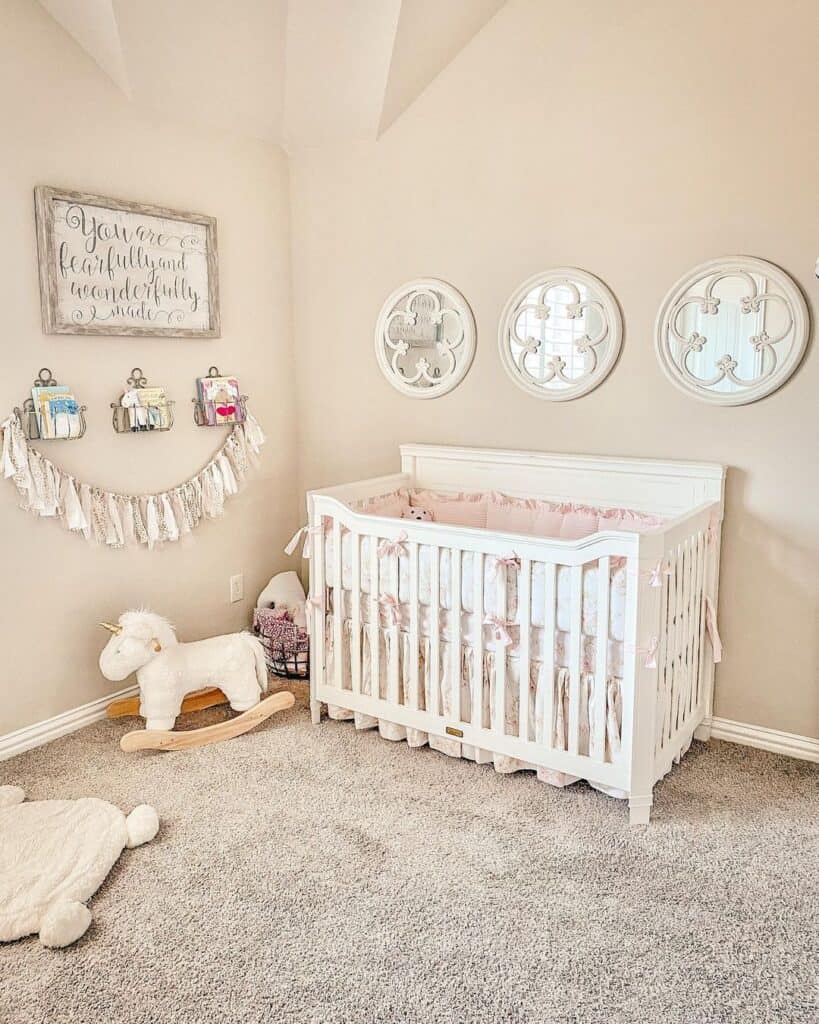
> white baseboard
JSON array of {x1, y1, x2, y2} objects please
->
[
  {"x1": 706, "y1": 716, "x2": 819, "y2": 764},
  {"x1": 0, "y1": 685, "x2": 137, "y2": 763},
  {"x1": 1, "y1": 693, "x2": 817, "y2": 766}
]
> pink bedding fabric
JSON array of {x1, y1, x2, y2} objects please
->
[{"x1": 353, "y1": 488, "x2": 664, "y2": 540}]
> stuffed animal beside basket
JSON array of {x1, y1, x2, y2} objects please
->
[{"x1": 99, "y1": 610, "x2": 294, "y2": 751}]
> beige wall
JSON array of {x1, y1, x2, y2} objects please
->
[
  {"x1": 290, "y1": 0, "x2": 819, "y2": 738},
  {"x1": 0, "y1": 0, "x2": 298, "y2": 735}
]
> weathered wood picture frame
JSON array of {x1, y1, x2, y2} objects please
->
[{"x1": 34, "y1": 186, "x2": 220, "y2": 338}]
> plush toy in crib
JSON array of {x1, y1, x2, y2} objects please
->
[
  {"x1": 99, "y1": 609, "x2": 294, "y2": 751},
  {"x1": 401, "y1": 505, "x2": 434, "y2": 522}
]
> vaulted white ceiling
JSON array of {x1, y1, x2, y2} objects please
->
[{"x1": 36, "y1": 0, "x2": 506, "y2": 150}]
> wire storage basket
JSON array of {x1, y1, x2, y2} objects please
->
[{"x1": 252, "y1": 607, "x2": 309, "y2": 680}]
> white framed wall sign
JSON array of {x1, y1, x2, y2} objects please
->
[
  {"x1": 655, "y1": 255, "x2": 809, "y2": 406},
  {"x1": 374, "y1": 278, "x2": 476, "y2": 398},
  {"x1": 498, "y1": 267, "x2": 623, "y2": 401},
  {"x1": 34, "y1": 186, "x2": 220, "y2": 338}
]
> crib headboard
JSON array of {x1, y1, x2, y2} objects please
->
[{"x1": 399, "y1": 444, "x2": 725, "y2": 518}]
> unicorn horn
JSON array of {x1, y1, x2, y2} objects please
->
[{"x1": 100, "y1": 621, "x2": 123, "y2": 635}]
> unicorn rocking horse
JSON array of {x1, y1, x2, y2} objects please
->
[{"x1": 98, "y1": 610, "x2": 294, "y2": 752}]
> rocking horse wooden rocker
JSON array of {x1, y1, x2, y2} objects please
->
[{"x1": 99, "y1": 610, "x2": 294, "y2": 751}]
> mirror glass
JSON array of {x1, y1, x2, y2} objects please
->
[
  {"x1": 499, "y1": 269, "x2": 622, "y2": 401},
  {"x1": 375, "y1": 279, "x2": 476, "y2": 398},
  {"x1": 656, "y1": 257, "x2": 808, "y2": 406}
]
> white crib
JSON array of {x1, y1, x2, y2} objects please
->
[{"x1": 304, "y1": 444, "x2": 725, "y2": 824}]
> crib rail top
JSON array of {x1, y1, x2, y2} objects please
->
[{"x1": 399, "y1": 444, "x2": 725, "y2": 518}]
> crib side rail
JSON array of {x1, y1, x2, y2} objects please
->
[{"x1": 651, "y1": 502, "x2": 721, "y2": 781}]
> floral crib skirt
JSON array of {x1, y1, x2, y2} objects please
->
[{"x1": 323, "y1": 616, "x2": 627, "y2": 799}]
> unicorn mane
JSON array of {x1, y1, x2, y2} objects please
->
[{"x1": 118, "y1": 609, "x2": 179, "y2": 648}]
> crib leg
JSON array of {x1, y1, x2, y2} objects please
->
[
  {"x1": 694, "y1": 722, "x2": 712, "y2": 742},
  {"x1": 628, "y1": 797, "x2": 652, "y2": 826},
  {"x1": 310, "y1": 699, "x2": 321, "y2": 725}
]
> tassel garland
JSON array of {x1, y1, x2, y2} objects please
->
[{"x1": 0, "y1": 410, "x2": 265, "y2": 552}]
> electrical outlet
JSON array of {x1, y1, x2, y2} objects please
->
[{"x1": 229, "y1": 573, "x2": 244, "y2": 603}]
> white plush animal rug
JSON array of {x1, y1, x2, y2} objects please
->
[{"x1": 0, "y1": 785, "x2": 158, "y2": 947}]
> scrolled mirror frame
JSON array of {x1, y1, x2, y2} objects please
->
[
  {"x1": 374, "y1": 278, "x2": 476, "y2": 399},
  {"x1": 654, "y1": 255, "x2": 810, "y2": 406},
  {"x1": 497, "y1": 267, "x2": 623, "y2": 401}
]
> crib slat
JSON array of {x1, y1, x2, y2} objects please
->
[
  {"x1": 450, "y1": 547, "x2": 462, "y2": 722},
  {"x1": 673, "y1": 542, "x2": 689, "y2": 733},
  {"x1": 655, "y1": 554, "x2": 671, "y2": 751},
  {"x1": 494, "y1": 557, "x2": 508, "y2": 736},
  {"x1": 430, "y1": 546, "x2": 440, "y2": 716},
  {"x1": 680, "y1": 539, "x2": 696, "y2": 727},
  {"x1": 662, "y1": 549, "x2": 678, "y2": 747},
  {"x1": 593, "y1": 556, "x2": 610, "y2": 760},
  {"x1": 369, "y1": 536, "x2": 380, "y2": 701},
  {"x1": 541, "y1": 562, "x2": 556, "y2": 750},
  {"x1": 312, "y1": 516, "x2": 326, "y2": 691},
  {"x1": 567, "y1": 565, "x2": 583, "y2": 755},
  {"x1": 518, "y1": 558, "x2": 531, "y2": 741},
  {"x1": 670, "y1": 544, "x2": 683, "y2": 735},
  {"x1": 351, "y1": 532, "x2": 361, "y2": 695},
  {"x1": 388, "y1": 550, "x2": 400, "y2": 706},
  {"x1": 408, "y1": 542, "x2": 420, "y2": 710},
  {"x1": 692, "y1": 536, "x2": 704, "y2": 720},
  {"x1": 332, "y1": 520, "x2": 343, "y2": 692},
  {"x1": 691, "y1": 531, "x2": 706, "y2": 712},
  {"x1": 472, "y1": 551, "x2": 484, "y2": 729}
]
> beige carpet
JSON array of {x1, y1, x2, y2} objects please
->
[{"x1": 1, "y1": 683, "x2": 817, "y2": 1024}]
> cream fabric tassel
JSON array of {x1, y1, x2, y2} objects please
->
[
  {"x1": 199, "y1": 469, "x2": 215, "y2": 518},
  {"x1": 27, "y1": 451, "x2": 45, "y2": 512},
  {"x1": 146, "y1": 496, "x2": 160, "y2": 549},
  {"x1": 217, "y1": 454, "x2": 238, "y2": 495},
  {"x1": 242, "y1": 410, "x2": 265, "y2": 455},
  {"x1": 13, "y1": 424, "x2": 31, "y2": 490},
  {"x1": 171, "y1": 490, "x2": 190, "y2": 535},
  {"x1": 210, "y1": 463, "x2": 225, "y2": 514},
  {"x1": 160, "y1": 493, "x2": 179, "y2": 542},
  {"x1": 42, "y1": 461, "x2": 59, "y2": 517},
  {"x1": 2, "y1": 420, "x2": 15, "y2": 479},
  {"x1": 120, "y1": 497, "x2": 136, "y2": 545},
  {"x1": 106, "y1": 493, "x2": 124, "y2": 547},
  {"x1": 79, "y1": 485, "x2": 93, "y2": 540},
  {"x1": 132, "y1": 499, "x2": 148, "y2": 544},
  {"x1": 62, "y1": 476, "x2": 87, "y2": 533}
]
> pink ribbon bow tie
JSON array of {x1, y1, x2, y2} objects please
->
[
  {"x1": 284, "y1": 523, "x2": 327, "y2": 559},
  {"x1": 638, "y1": 636, "x2": 659, "y2": 669},
  {"x1": 704, "y1": 596, "x2": 723, "y2": 663},
  {"x1": 378, "y1": 593, "x2": 403, "y2": 627},
  {"x1": 484, "y1": 614, "x2": 513, "y2": 647},
  {"x1": 489, "y1": 553, "x2": 520, "y2": 580},
  {"x1": 377, "y1": 531, "x2": 408, "y2": 559},
  {"x1": 644, "y1": 560, "x2": 672, "y2": 588}
]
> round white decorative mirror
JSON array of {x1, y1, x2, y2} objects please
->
[
  {"x1": 374, "y1": 278, "x2": 476, "y2": 398},
  {"x1": 655, "y1": 256, "x2": 809, "y2": 406},
  {"x1": 498, "y1": 268, "x2": 623, "y2": 401}
]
